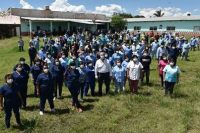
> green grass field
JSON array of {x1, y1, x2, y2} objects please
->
[{"x1": 0, "y1": 37, "x2": 200, "y2": 133}]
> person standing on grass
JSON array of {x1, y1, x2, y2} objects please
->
[
  {"x1": 158, "y1": 55, "x2": 168, "y2": 87},
  {"x1": 156, "y1": 42, "x2": 168, "y2": 61},
  {"x1": 28, "y1": 44, "x2": 37, "y2": 66},
  {"x1": 122, "y1": 55, "x2": 130, "y2": 91},
  {"x1": 51, "y1": 59, "x2": 65, "y2": 100},
  {"x1": 84, "y1": 62, "x2": 95, "y2": 97},
  {"x1": 18, "y1": 36, "x2": 24, "y2": 52},
  {"x1": 13, "y1": 58, "x2": 30, "y2": 108},
  {"x1": 127, "y1": 55, "x2": 143, "y2": 94},
  {"x1": 37, "y1": 65, "x2": 55, "y2": 115},
  {"x1": 30, "y1": 58, "x2": 43, "y2": 97},
  {"x1": 0, "y1": 74, "x2": 23, "y2": 128},
  {"x1": 95, "y1": 51, "x2": 112, "y2": 96},
  {"x1": 140, "y1": 50, "x2": 152, "y2": 85},
  {"x1": 181, "y1": 40, "x2": 191, "y2": 61},
  {"x1": 64, "y1": 62, "x2": 83, "y2": 113},
  {"x1": 163, "y1": 59, "x2": 180, "y2": 96},
  {"x1": 112, "y1": 60, "x2": 126, "y2": 93},
  {"x1": 12, "y1": 64, "x2": 27, "y2": 109}
]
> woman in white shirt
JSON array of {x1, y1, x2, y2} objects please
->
[{"x1": 127, "y1": 55, "x2": 143, "y2": 94}]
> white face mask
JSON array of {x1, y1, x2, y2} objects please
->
[
  {"x1": 17, "y1": 67, "x2": 22, "y2": 72},
  {"x1": 163, "y1": 57, "x2": 167, "y2": 60},
  {"x1": 133, "y1": 58, "x2": 138, "y2": 62},
  {"x1": 71, "y1": 66, "x2": 76, "y2": 69},
  {"x1": 48, "y1": 55, "x2": 51, "y2": 58},
  {"x1": 117, "y1": 63, "x2": 121, "y2": 66},
  {"x1": 100, "y1": 56, "x2": 105, "y2": 60},
  {"x1": 90, "y1": 53, "x2": 93, "y2": 56},
  {"x1": 169, "y1": 62, "x2": 174, "y2": 66},
  {"x1": 105, "y1": 54, "x2": 108, "y2": 58},
  {"x1": 125, "y1": 59, "x2": 129, "y2": 62},
  {"x1": 143, "y1": 53, "x2": 148, "y2": 56},
  {"x1": 36, "y1": 62, "x2": 40, "y2": 65},
  {"x1": 7, "y1": 79, "x2": 13, "y2": 84},
  {"x1": 62, "y1": 56, "x2": 66, "y2": 58},
  {"x1": 80, "y1": 65, "x2": 84, "y2": 68},
  {"x1": 55, "y1": 62, "x2": 59, "y2": 65},
  {"x1": 44, "y1": 69, "x2": 49, "y2": 73},
  {"x1": 20, "y1": 61, "x2": 25, "y2": 64},
  {"x1": 88, "y1": 63, "x2": 93, "y2": 67}
]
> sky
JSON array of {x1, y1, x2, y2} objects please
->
[{"x1": 0, "y1": 0, "x2": 200, "y2": 17}]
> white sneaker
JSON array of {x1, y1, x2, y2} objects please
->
[
  {"x1": 39, "y1": 111, "x2": 44, "y2": 115},
  {"x1": 51, "y1": 108, "x2": 56, "y2": 113},
  {"x1": 123, "y1": 86, "x2": 125, "y2": 91},
  {"x1": 53, "y1": 97, "x2": 56, "y2": 101}
]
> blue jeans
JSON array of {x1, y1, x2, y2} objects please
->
[{"x1": 114, "y1": 81, "x2": 124, "y2": 92}]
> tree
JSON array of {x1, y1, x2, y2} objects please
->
[
  {"x1": 133, "y1": 15, "x2": 145, "y2": 18},
  {"x1": 111, "y1": 15, "x2": 127, "y2": 31},
  {"x1": 153, "y1": 10, "x2": 165, "y2": 17}
]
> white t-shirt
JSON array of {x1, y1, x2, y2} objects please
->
[{"x1": 127, "y1": 61, "x2": 143, "y2": 80}]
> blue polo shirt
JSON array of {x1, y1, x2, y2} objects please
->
[{"x1": 0, "y1": 84, "x2": 20, "y2": 106}]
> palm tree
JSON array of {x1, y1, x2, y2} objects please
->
[{"x1": 153, "y1": 10, "x2": 165, "y2": 17}]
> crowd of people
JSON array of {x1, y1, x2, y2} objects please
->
[{"x1": 1, "y1": 29, "x2": 199, "y2": 128}]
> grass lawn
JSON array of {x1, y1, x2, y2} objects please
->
[{"x1": 0, "y1": 37, "x2": 200, "y2": 133}]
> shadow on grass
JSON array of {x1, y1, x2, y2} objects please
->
[
  {"x1": 83, "y1": 104, "x2": 94, "y2": 111},
  {"x1": 138, "y1": 91, "x2": 152, "y2": 97},
  {"x1": 13, "y1": 118, "x2": 37, "y2": 131},
  {"x1": 171, "y1": 92, "x2": 189, "y2": 99},
  {"x1": 24, "y1": 105, "x2": 39, "y2": 111},
  {"x1": 84, "y1": 98, "x2": 99, "y2": 103},
  {"x1": 45, "y1": 108, "x2": 70, "y2": 115},
  {"x1": 27, "y1": 94, "x2": 37, "y2": 98}
]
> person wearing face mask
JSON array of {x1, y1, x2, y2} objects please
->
[
  {"x1": 111, "y1": 48, "x2": 123, "y2": 67},
  {"x1": 112, "y1": 60, "x2": 126, "y2": 93},
  {"x1": 38, "y1": 46, "x2": 46, "y2": 61},
  {"x1": 163, "y1": 60, "x2": 180, "y2": 97},
  {"x1": 84, "y1": 62, "x2": 95, "y2": 96},
  {"x1": 37, "y1": 65, "x2": 55, "y2": 115},
  {"x1": 59, "y1": 54, "x2": 68, "y2": 70},
  {"x1": 0, "y1": 74, "x2": 23, "y2": 128},
  {"x1": 127, "y1": 55, "x2": 143, "y2": 94},
  {"x1": 85, "y1": 51, "x2": 96, "y2": 65},
  {"x1": 95, "y1": 52, "x2": 112, "y2": 96},
  {"x1": 68, "y1": 54, "x2": 80, "y2": 68},
  {"x1": 64, "y1": 62, "x2": 83, "y2": 113},
  {"x1": 51, "y1": 59, "x2": 65, "y2": 100},
  {"x1": 140, "y1": 50, "x2": 152, "y2": 85},
  {"x1": 158, "y1": 55, "x2": 169, "y2": 87},
  {"x1": 77, "y1": 62, "x2": 87, "y2": 101},
  {"x1": 122, "y1": 56, "x2": 130, "y2": 91},
  {"x1": 12, "y1": 64, "x2": 28, "y2": 109},
  {"x1": 28, "y1": 44, "x2": 37, "y2": 66},
  {"x1": 156, "y1": 43, "x2": 168, "y2": 61},
  {"x1": 44, "y1": 53, "x2": 54, "y2": 69},
  {"x1": 167, "y1": 44, "x2": 179, "y2": 64},
  {"x1": 181, "y1": 39, "x2": 191, "y2": 61},
  {"x1": 30, "y1": 58, "x2": 43, "y2": 96}
]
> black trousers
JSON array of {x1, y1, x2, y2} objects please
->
[
  {"x1": 4, "y1": 105, "x2": 21, "y2": 128},
  {"x1": 53, "y1": 78, "x2": 63, "y2": 98},
  {"x1": 141, "y1": 69, "x2": 150, "y2": 84},
  {"x1": 40, "y1": 92, "x2": 54, "y2": 112},
  {"x1": 165, "y1": 81, "x2": 175, "y2": 95},
  {"x1": 20, "y1": 86, "x2": 27, "y2": 108},
  {"x1": 97, "y1": 72, "x2": 110, "y2": 95},
  {"x1": 68, "y1": 85, "x2": 81, "y2": 108}
]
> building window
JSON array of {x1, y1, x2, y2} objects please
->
[
  {"x1": 166, "y1": 26, "x2": 176, "y2": 31},
  {"x1": 149, "y1": 26, "x2": 157, "y2": 31},
  {"x1": 134, "y1": 26, "x2": 141, "y2": 31},
  {"x1": 194, "y1": 26, "x2": 200, "y2": 32}
]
